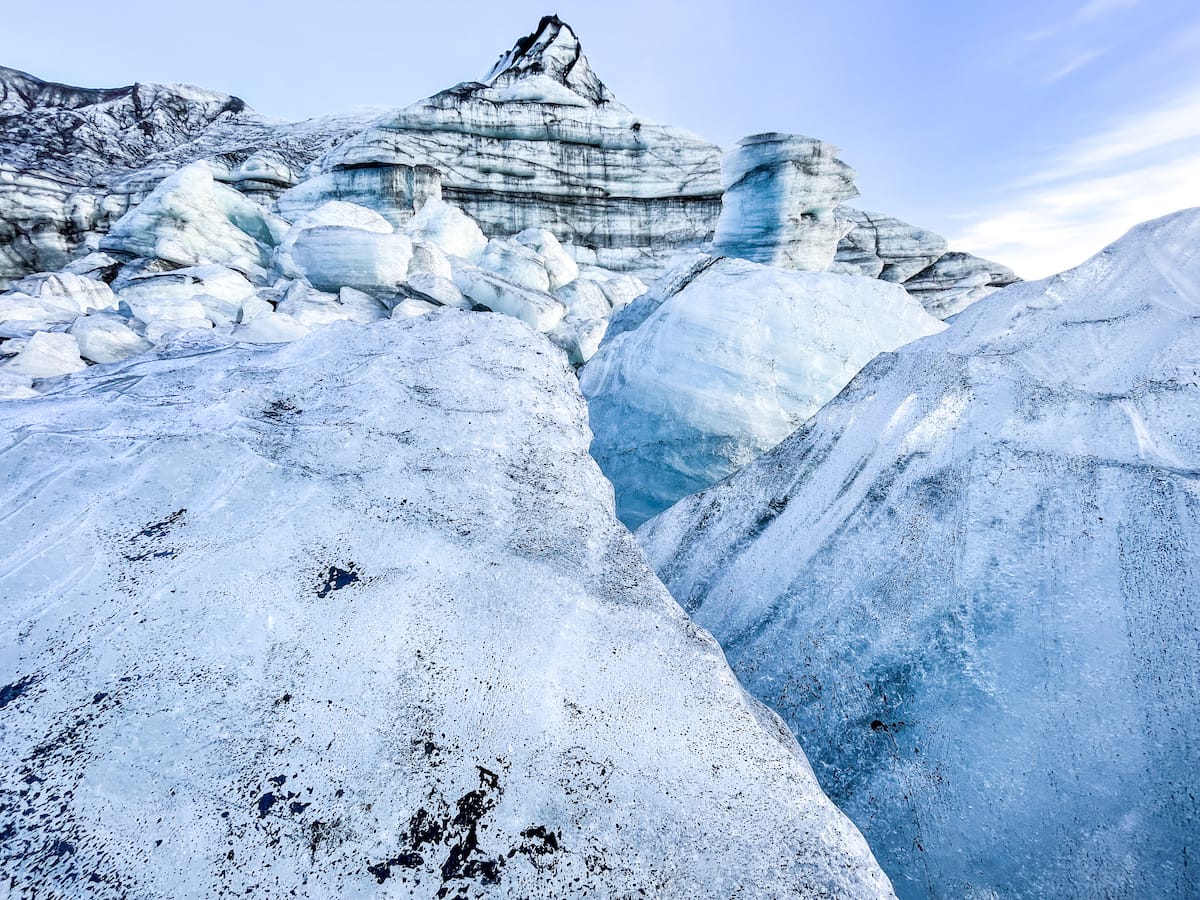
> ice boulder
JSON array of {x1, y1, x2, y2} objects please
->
[
  {"x1": 515, "y1": 227, "x2": 579, "y2": 289},
  {"x1": 0, "y1": 366, "x2": 37, "y2": 399},
  {"x1": 479, "y1": 238, "x2": 552, "y2": 292},
  {"x1": 70, "y1": 313, "x2": 153, "y2": 364},
  {"x1": 275, "y1": 162, "x2": 442, "y2": 229},
  {"x1": 453, "y1": 265, "x2": 565, "y2": 332},
  {"x1": 407, "y1": 240, "x2": 453, "y2": 280},
  {"x1": 581, "y1": 254, "x2": 945, "y2": 527},
  {"x1": 390, "y1": 296, "x2": 439, "y2": 318},
  {"x1": 577, "y1": 267, "x2": 645, "y2": 312},
  {"x1": 637, "y1": 209, "x2": 1200, "y2": 900},
  {"x1": 234, "y1": 310, "x2": 311, "y2": 343},
  {"x1": 100, "y1": 163, "x2": 288, "y2": 282},
  {"x1": 402, "y1": 197, "x2": 488, "y2": 262},
  {"x1": 274, "y1": 200, "x2": 393, "y2": 277},
  {"x1": 290, "y1": 227, "x2": 413, "y2": 295},
  {"x1": 6, "y1": 330, "x2": 88, "y2": 378},
  {"x1": 116, "y1": 265, "x2": 257, "y2": 328},
  {"x1": 712, "y1": 133, "x2": 858, "y2": 272},
  {"x1": 6, "y1": 271, "x2": 117, "y2": 314},
  {"x1": 0, "y1": 311, "x2": 894, "y2": 898},
  {"x1": 404, "y1": 272, "x2": 468, "y2": 309}
]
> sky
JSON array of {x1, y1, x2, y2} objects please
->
[{"x1": 4, "y1": 0, "x2": 1199, "y2": 278}]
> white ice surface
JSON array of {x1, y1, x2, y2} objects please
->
[
  {"x1": 0, "y1": 311, "x2": 893, "y2": 899},
  {"x1": 638, "y1": 209, "x2": 1200, "y2": 900},
  {"x1": 581, "y1": 254, "x2": 945, "y2": 526}
]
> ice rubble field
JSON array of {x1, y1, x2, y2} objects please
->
[
  {"x1": 0, "y1": 159, "x2": 646, "y2": 400},
  {"x1": 638, "y1": 209, "x2": 1200, "y2": 900},
  {"x1": 0, "y1": 311, "x2": 893, "y2": 898}
]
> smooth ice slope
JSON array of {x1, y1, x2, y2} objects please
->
[
  {"x1": 581, "y1": 254, "x2": 945, "y2": 527},
  {"x1": 0, "y1": 312, "x2": 893, "y2": 898},
  {"x1": 638, "y1": 209, "x2": 1200, "y2": 899}
]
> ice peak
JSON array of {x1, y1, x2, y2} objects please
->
[{"x1": 484, "y1": 15, "x2": 615, "y2": 105}]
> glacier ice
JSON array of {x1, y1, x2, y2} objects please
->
[
  {"x1": 0, "y1": 311, "x2": 894, "y2": 898},
  {"x1": 452, "y1": 265, "x2": 565, "y2": 332},
  {"x1": 273, "y1": 199, "x2": 394, "y2": 277},
  {"x1": 308, "y1": 16, "x2": 724, "y2": 277},
  {"x1": 100, "y1": 162, "x2": 287, "y2": 282},
  {"x1": 0, "y1": 62, "x2": 381, "y2": 288},
  {"x1": 580, "y1": 254, "x2": 946, "y2": 527},
  {"x1": 69, "y1": 313, "x2": 153, "y2": 364},
  {"x1": 5, "y1": 329, "x2": 87, "y2": 378},
  {"x1": 2, "y1": 22, "x2": 1017, "y2": 320},
  {"x1": 713, "y1": 133, "x2": 858, "y2": 272},
  {"x1": 289, "y1": 226, "x2": 413, "y2": 295},
  {"x1": 402, "y1": 197, "x2": 488, "y2": 262},
  {"x1": 638, "y1": 209, "x2": 1200, "y2": 900}
]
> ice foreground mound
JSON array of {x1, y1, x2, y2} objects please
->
[
  {"x1": 638, "y1": 209, "x2": 1200, "y2": 899},
  {"x1": 581, "y1": 254, "x2": 945, "y2": 527},
  {"x1": 0, "y1": 312, "x2": 893, "y2": 898}
]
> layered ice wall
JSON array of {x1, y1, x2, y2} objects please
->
[
  {"x1": 0, "y1": 311, "x2": 894, "y2": 899},
  {"x1": 580, "y1": 253, "x2": 945, "y2": 527},
  {"x1": 1, "y1": 16, "x2": 1019, "y2": 314},
  {"x1": 713, "y1": 133, "x2": 858, "y2": 271},
  {"x1": 638, "y1": 209, "x2": 1200, "y2": 899},
  {"x1": 298, "y1": 16, "x2": 724, "y2": 275},
  {"x1": 0, "y1": 64, "x2": 381, "y2": 288}
]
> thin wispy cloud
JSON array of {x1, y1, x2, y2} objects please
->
[
  {"x1": 950, "y1": 85, "x2": 1200, "y2": 278},
  {"x1": 1074, "y1": 0, "x2": 1144, "y2": 24},
  {"x1": 1045, "y1": 48, "x2": 1107, "y2": 82}
]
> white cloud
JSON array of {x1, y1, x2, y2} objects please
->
[
  {"x1": 949, "y1": 87, "x2": 1200, "y2": 279},
  {"x1": 1045, "y1": 48, "x2": 1107, "y2": 83},
  {"x1": 1074, "y1": 0, "x2": 1144, "y2": 24}
]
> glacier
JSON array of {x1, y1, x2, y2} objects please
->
[
  {"x1": 637, "y1": 209, "x2": 1200, "y2": 900},
  {"x1": 1, "y1": 16, "x2": 1015, "y2": 320},
  {"x1": 580, "y1": 253, "x2": 946, "y2": 527},
  {"x1": 0, "y1": 310, "x2": 895, "y2": 898}
]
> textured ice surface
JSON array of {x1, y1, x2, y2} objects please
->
[
  {"x1": 290, "y1": 226, "x2": 413, "y2": 295},
  {"x1": 581, "y1": 254, "x2": 945, "y2": 527},
  {"x1": 0, "y1": 311, "x2": 893, "y2": 898},
  {"x1": 834, "y1": 208, "x2": 1019, "y2": 318},
  {"x1": 100, "y1": 163, "x2": 287, "y2": 282},
  {"x1": 309, "y1": 16, "x2": 724, "y2": 276},
  {"x1": 638, "y1": 209, "x2": 1200, "y2": 899},
  {"x1": 713, "y1": 133, "x2": 858, "y2": 271}
]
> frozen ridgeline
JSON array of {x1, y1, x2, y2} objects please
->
[
  {"x1": 1, "y1": 15, "x2": 1015, "y2": 319},
  {"x1": 0, "y1": 312, "x2": 894, "y2": 898},
  {"x1": 637, "y1": 209, "x2": 1200, "y2": 899},
  {"x1": 581, "y1": 253, "x2": 946, "y2": 527},
  {"x1": 293, "y1": 15, "x2": 724, "y2": 275}
]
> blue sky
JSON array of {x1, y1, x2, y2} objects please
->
[{"x1": 4, "y1": 0, "x2": 1199, "y2": 277}]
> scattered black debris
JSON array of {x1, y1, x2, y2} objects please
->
[
  {"x1": 262, "y1": 399, "x2": 301, "y2": 422},
  {"x1": 316, "y1": 564, "x2": 360, "y2": 599},
  {"x1": 257, "y1": 793, "x2": 277, "y2": 817},
  {"x1": 0, "y1": 674, "x2": 40, "y2": 709},
  {"x1": 124, "y1": 509, "x2": 186, "y2": 562},
  {"x1": 136, "y1": 509, "x2": 186, "y2": 541}
]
